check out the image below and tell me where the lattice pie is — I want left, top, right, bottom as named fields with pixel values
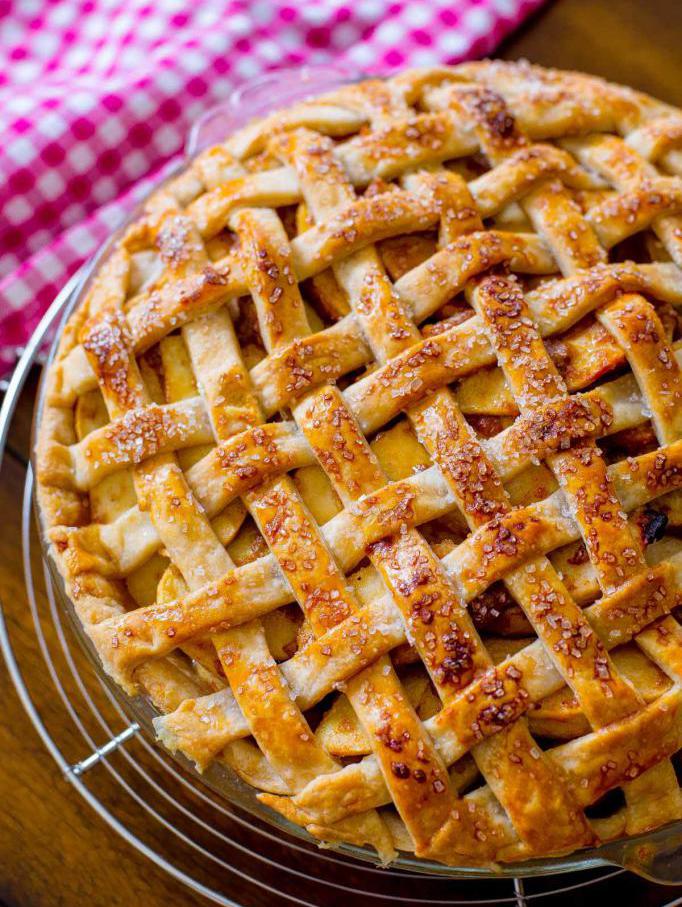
left=36, top=61, right=682, bottom=867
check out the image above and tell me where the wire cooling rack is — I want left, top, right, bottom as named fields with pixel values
left=2, top=274, right=682, bottom=907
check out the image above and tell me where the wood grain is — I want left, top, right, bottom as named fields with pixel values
left=2, top=2, right=682, bottom=903
left=499, top=0, right=682, bottom=106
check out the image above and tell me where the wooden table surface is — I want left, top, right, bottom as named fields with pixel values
left=2, top=2, right=682, bottom=904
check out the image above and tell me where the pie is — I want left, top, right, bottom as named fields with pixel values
left=35, top=60, right=682, bottom=868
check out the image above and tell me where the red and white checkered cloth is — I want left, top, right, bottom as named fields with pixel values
left=0, top=0, right=545, bottom=374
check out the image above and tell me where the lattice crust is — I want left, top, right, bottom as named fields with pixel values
left=36, top=60, right=682, bottom=867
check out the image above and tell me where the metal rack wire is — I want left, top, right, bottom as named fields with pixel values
left=2, top=274, right=681, bottom=907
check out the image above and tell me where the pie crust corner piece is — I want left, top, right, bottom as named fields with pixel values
left=35, top=59, right=682, bottom=868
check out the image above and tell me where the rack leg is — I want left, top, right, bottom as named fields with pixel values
left=513, top=878, right=527, bottom=907
left=66, top=723, right=140, bottom=777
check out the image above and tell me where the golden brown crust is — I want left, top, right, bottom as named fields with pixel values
left=35, top=60, right=682, bottom=867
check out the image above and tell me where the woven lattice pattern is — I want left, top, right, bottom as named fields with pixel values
left=37, top=60, right=682, bottom=867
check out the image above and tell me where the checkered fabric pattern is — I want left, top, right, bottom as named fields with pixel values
left=0, top=0, right=544, bottom=375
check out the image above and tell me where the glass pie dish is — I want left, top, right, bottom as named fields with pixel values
left=31, top=63, right=682, bottom=883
